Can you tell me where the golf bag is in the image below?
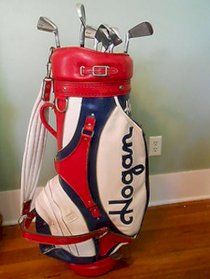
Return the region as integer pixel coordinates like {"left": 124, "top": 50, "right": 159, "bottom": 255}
{"left": 19, "top": 46, "right": 149, "bottom": 277}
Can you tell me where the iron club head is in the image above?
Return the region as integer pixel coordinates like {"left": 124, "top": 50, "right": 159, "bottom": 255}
{"left": 106, "top": 25, "right": 123, "bottom": 52}
{"left": 76, "top": 3, "right": 86, "bottom": 26}
{"left": 95, "top": 24, "right": 122, "bottom": 52}
{"left": 109, "top": 27, "right": 122, "bottom": 46}
{"left": 37, "top": 16, "right": 61, "bottom": 48}
{"left": 124, "top": 21, "right": 154, "bottom": 53}
{"left": 76, "top": 3, "right": 86, "bottom": 47}
{"left": 94, "top": 24, "right": 112, "bottom": 51}
{"left": 85, "top": 25, "right": 97, "bottom": 39}
{"left": 100, "top": 28, "right": 112, "bottom": 51}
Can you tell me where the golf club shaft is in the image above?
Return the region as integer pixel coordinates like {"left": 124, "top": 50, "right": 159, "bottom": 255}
{"left": 80, "top": 25, "right": 85, "bottom": 47}
{"left": 124, "top": 33, "right": 129, "bottom": 53}
{"left": 55, "top": 31, "right": 61, "bottom": 48}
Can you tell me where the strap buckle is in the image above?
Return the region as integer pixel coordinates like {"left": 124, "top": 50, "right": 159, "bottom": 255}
{"left": 92, "top": 65, "right": 110, "bottom": 76}
{"left": 81, "top": 114, "right": 96, "bottom": 138}
{"left": 80, "top": 65, "right": 110, "bottom": 77}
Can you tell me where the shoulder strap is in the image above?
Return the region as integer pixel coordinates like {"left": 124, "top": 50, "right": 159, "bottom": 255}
{"left": 20, "top": 48, "right": 54, "bottom": 213}
{"left": 20, "top": 83, "right": 50, "bottom": 211}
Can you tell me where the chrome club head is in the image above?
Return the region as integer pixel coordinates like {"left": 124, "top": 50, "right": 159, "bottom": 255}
{"left": 96, "top": 24, "right": 122, "bottom": 52}
{"left": 76, "top": 3, "right": 86, "bottom": 47}
{"left": 37, "top": 16, "right": 60, "bottom": 48}
{"left": 94, "top": 25, "right": 104, "bottom": 50}
{"left": 105, "top": 25, "right": 123, "bottom": 52}
{"left": 124, "top": 21, "right": 154, "bottom": 53}
{"left": 109, "top": 27, "right": 122, "bottom": 46}
{"left": 85, "top": 25, "right": 97, "bottom": 39}
{"left": 76, "top": 3, "right": 86, "bottom": 26}
{"left": 94, "top": 24, "right": 112, "bottom": 51}
{"left": 100, "top": 28, "right": 112, "bottom": 51}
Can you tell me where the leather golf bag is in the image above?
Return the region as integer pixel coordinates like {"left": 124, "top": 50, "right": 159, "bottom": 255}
{"left": 20, "top": 47, "right": 149, "bottom": 277}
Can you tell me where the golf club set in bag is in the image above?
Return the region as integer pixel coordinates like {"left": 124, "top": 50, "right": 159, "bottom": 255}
{"left": 19, "top": 3, "right": 153, "bottom": 277}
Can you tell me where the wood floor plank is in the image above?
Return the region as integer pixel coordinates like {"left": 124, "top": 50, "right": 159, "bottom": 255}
{"left": 1, "top": 199, "right": 210, "bottom": 278}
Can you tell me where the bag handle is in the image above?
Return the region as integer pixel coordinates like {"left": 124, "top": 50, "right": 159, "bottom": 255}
{"left": 40, "top": 102, "right": 57, "bottom": 138}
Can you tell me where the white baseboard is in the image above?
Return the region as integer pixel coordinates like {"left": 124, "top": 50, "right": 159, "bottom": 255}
{"left": 0, "top": 187, "right": 42, "bottom": 226}
{"left": 0, "top": 188, "right": 21, "bottom": 226}
{"left": 1, "top": 168, "right": 210, "bottom": 225}
{"left": 149, "top": 168, "right": 210, "bottom": 206}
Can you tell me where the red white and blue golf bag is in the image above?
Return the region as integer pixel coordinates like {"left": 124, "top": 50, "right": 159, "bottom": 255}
{"left": 19, "top": 46, "right": 149, "bottom": 276}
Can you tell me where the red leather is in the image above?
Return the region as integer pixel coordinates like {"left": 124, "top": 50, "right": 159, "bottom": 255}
{"left": 54, "top": 80, "right": 131, "bottom": 98}
{"left": 51, "top": 47, "right": 133, "bottom": 98}
{"left": 40, "top": 103, "right": 57, "bottom": 138}
{"left": 68, "top": 257, "right": 116, "bottom": 277}
{"left": 55, "top": 116, "right": 101, "bottom": 218}
{"left": 99, "top": 232, "right": 132, "bottom": 257}
{"left": 41, "top": 78, "right": 52, "bottom": 101}
{"left": 22, "top": 200, "right": 32, "bottom": 215}
{"left": 51, "top": 47, "right": 133, "bottom": 82}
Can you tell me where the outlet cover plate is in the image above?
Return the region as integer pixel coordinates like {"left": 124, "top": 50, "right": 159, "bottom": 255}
{"left": 149, "top": 136, "right": 162, "bottom": 156}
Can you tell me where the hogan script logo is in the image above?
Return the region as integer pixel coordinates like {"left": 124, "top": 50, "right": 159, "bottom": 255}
{"left": 108, "top": 127, "right": 144, "bottom": 225}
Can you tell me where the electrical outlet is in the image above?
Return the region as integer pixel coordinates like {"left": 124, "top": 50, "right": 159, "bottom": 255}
{"left": 149, "top": 136, "right": 162, "bottom": 156}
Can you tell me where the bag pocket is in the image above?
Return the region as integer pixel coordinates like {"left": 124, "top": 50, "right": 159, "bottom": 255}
{"left": 96, "top": 96, "right": 148, "bottom": 237}
{"left": 35, "top": 175, "right": 96, "bottom": 258}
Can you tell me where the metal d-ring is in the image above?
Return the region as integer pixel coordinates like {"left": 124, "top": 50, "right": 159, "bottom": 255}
{"left": 54, "top": 98, "right": 68, "bottom": 113}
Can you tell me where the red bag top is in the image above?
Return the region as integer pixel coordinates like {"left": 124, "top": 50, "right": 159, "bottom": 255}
{"left": 51, "top": 47, "right": 133, "bottom": 81}
{"left": 51, "top": 47, "right": 133, "bottom": 98}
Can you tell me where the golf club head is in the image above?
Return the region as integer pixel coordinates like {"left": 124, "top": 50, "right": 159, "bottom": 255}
{"left": 94, "top": 25, "right": 105, "bottom": 50}
{"left": 124, "top": 21, "right": 154, "bottom": 53}
{"left": 103, "top": 25, "right": 122, "bottom": 46}
{"left": 76, "top": 3, "right": 86, "bottom": 47}
{"left": 109, "top": 27, "right": 123, "bottom": 48}
{"left": 76, "top": 3, "right": 86, "bottom": 26}
{"left": 100, "top": 28, "right": 112, "bottom": 51}
{"left": 97, "top": 24, "right": 122, "bottom": 52}
{"left": 37, "top": 16, "right": 60, "bottom": 47}
{"left": 85, "top": 25, "right": 97, "bottom": 39}
{"left": 94, "top": 24, "right": 112, "bottom": 51}
{"left": 129, "top": 22, "right": 153, "bottom": 39}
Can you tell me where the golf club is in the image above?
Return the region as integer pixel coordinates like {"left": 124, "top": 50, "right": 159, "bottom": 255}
{"left": 95, "top": 24, "right": 115, "bottom": 52}
{"left": 96, "top": 24, "right": 123, "bottom": 53}
{"left": 76, "top": 3, "right": 86, "bottom": 47}
{"left": 124, "top": 21, "right": 153, "bottom": 53}
{"left": 94, "top": 24, "right": 108, "bottom": 50}
{"left": 94, "top": 24, "right": 112, "bottom": 51}
{"left": 105, "top": 25, "right": 123, "bottom": 52}
{"left": 37, "top": 16, "right": 61, "bottom": 48}
{"left": 100, "top": 28, "right": 112, "bottom": 51}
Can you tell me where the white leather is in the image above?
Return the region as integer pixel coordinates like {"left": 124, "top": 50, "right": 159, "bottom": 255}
{"left": 62, "top": 97, "right": 82, "bottom": 148}
{"left": 35, "top": 175, "right": 96, "bottom": 257}
{"left": 96, "top": 97, "right": 147, "bottom": 236}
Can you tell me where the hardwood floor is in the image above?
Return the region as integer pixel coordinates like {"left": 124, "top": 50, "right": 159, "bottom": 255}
{"left": 1, "top": 199, "right": 210, "bottom": 279}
